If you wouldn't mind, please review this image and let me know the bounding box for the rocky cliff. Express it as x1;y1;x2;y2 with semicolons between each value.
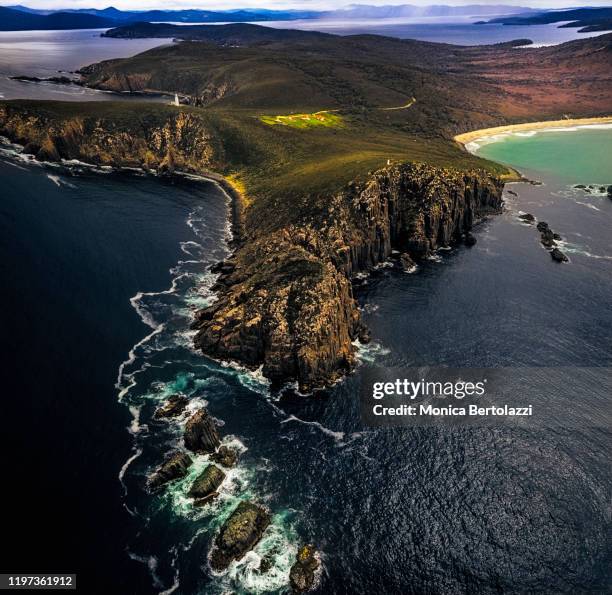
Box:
193;163;503;392
0;103;218;173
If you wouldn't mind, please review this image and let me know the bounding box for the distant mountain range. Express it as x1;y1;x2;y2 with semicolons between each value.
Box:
0;4;537;32
478;7;612;33
0;6;118;29
2;4;610;34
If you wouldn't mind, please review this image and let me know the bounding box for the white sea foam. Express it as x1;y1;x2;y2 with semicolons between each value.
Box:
281;414;346;442
354;339;390;364
158;577;180;595
127;553;164;589
118;448;143;498
575;201;601;212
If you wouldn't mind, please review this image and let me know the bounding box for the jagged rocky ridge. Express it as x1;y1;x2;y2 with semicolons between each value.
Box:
193;163;503;391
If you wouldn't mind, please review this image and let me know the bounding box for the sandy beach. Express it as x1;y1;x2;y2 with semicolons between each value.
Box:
454;116;612;146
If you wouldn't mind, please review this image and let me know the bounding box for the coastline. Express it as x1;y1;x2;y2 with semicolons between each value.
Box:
454;116;612;147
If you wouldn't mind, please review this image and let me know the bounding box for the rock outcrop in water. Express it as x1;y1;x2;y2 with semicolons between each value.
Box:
193;163;503;391
289;545;320;592
211;445;238;467
209;501;271;571
147;451;192;491
153;394;188;419
188;464;225;505
551;248;569;262
184;408;221;454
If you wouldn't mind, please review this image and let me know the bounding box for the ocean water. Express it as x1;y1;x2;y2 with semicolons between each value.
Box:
0;29;174;101
255;16;604;45
1;125;611;594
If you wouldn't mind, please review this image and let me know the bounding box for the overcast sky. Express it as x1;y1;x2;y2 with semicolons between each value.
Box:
2;1;610;12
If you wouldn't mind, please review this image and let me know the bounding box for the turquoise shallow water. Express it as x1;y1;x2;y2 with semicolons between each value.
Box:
472;125;612;184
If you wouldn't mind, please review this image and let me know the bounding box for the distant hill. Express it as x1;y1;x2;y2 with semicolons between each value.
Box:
0;6;117;30
480;7;612;33
84;24;612;131
101;22;333;45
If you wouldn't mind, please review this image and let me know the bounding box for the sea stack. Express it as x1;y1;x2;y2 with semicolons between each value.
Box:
184;408;221;454
147;451;192;491
209;501;271;571
289;545;320;592
188;465;225;506
153;394;188;419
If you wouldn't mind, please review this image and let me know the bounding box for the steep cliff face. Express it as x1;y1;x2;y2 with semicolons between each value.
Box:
193;227;359;391
0;104;217;172
193;163;503;391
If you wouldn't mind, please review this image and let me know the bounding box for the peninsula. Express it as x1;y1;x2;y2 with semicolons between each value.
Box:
1;25;611;391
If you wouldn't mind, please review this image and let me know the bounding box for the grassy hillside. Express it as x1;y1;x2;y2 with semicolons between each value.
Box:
81;29;612;134
0;99;507;217
6;28;611;222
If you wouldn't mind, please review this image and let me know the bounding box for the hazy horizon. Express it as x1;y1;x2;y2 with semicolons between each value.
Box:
2;1;611;14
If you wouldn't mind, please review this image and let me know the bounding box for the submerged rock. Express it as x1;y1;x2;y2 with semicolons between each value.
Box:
574;184;587;189
153;394;188;419
507;189;518;196
193;492;219;507
464;232;477;246
184;408;220;454
399;252;416;271
209;501;271;571
147;451;192;491
553;232;562;241
518;213;535;223
540;229;556;247
551;248;569;262
289;545;320;592
607;185;612;199
211;445;239;468
536;221;549;232
188;464;225;501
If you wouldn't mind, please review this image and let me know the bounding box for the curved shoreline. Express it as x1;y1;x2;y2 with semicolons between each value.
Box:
454;116;612;147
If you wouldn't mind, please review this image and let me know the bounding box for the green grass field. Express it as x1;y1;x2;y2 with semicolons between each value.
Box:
260;111;342;129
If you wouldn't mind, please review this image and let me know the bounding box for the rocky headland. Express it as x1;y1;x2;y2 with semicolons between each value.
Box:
192;164;503;391
0;102;503;392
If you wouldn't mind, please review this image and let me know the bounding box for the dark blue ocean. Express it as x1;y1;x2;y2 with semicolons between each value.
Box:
1;122;611;594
